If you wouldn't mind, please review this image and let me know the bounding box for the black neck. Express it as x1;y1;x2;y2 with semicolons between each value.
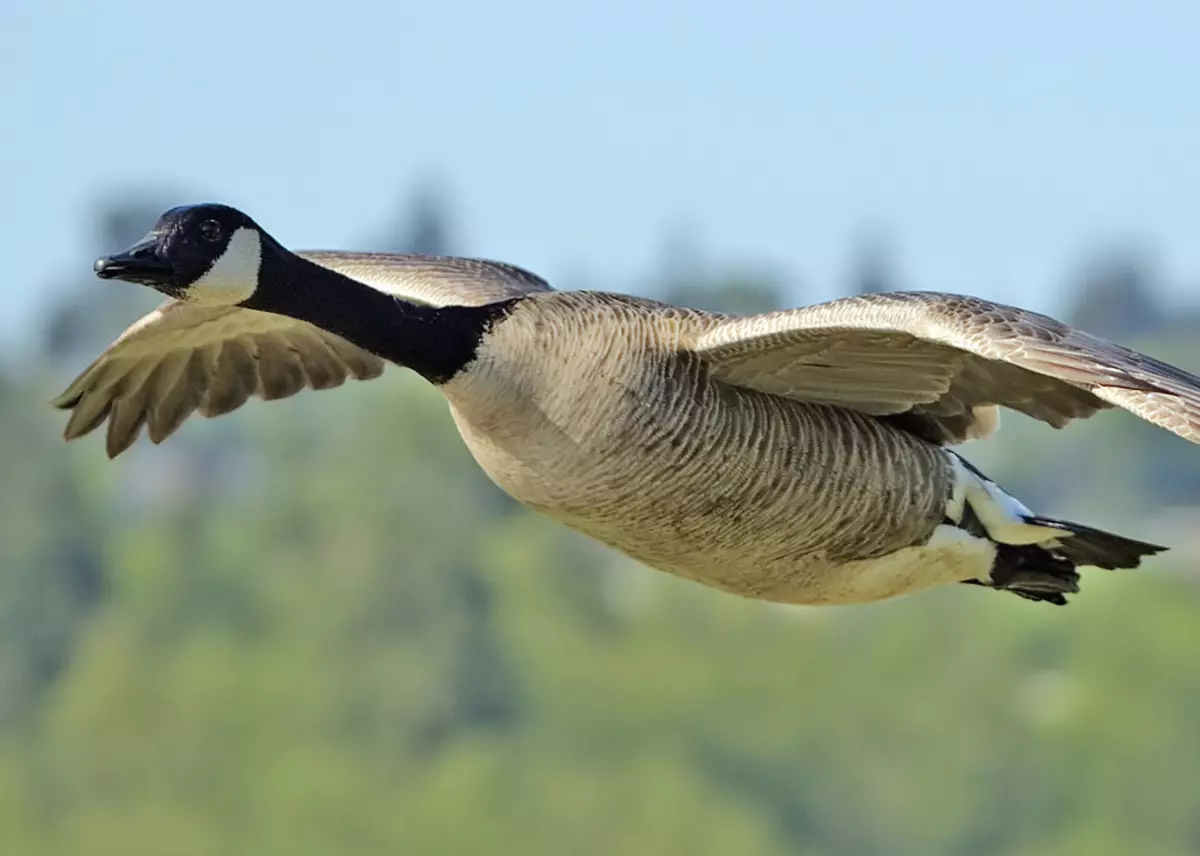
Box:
244;245;514;384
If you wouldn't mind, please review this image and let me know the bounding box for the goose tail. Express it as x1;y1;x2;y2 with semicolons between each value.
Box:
949;454;1167;605
979;524;1165;606
1016;515;1167;571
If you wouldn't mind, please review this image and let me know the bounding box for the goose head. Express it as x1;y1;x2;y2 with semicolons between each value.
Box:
94;203;268;306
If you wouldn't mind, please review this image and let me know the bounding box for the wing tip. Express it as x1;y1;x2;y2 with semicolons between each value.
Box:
49;389;81;410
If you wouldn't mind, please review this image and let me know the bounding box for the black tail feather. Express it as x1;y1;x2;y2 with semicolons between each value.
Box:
960;517;1166;606
960;578;1071;606
988;542;1081;606
1019;515;1167;570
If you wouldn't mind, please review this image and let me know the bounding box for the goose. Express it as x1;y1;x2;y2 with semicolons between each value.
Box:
53;203;1200;607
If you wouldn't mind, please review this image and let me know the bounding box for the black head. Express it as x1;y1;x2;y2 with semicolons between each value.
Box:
94;203;267;304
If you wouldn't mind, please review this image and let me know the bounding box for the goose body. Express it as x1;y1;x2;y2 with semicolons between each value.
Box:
443;291;968;604
56;204;1200;606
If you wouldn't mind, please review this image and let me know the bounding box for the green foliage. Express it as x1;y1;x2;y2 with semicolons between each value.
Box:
4;192;1200;854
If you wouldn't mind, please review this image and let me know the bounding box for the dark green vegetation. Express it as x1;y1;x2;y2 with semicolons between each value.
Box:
4;191;1200;854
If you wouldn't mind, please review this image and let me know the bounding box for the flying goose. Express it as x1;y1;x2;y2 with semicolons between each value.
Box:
54;203;1200;607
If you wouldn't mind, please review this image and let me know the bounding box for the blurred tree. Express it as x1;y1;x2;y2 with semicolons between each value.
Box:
406;181;453;257
666;268;787;316
650;220;786;315
374;178;456;256
847;227;897;297
4;187;1200;856
650;219;707;299
1065;247;1162;341
42;196;179;366
0;373;108;724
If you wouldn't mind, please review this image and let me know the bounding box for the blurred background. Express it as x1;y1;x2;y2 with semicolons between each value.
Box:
5;1;1200;853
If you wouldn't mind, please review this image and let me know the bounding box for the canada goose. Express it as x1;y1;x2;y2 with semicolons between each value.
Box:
54;203;1200;607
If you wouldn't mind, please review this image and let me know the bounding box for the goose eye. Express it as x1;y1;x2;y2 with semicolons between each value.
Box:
199;220;223;243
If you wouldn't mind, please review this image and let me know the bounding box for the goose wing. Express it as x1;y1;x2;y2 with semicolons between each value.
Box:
52;302;388;459
297;251;554;306
689;291;1200;445
52;253;554;458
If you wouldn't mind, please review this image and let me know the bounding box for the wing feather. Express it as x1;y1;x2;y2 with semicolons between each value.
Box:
296;251;554;306
53;252;554;457
690;291;1200;445
200;338;258;418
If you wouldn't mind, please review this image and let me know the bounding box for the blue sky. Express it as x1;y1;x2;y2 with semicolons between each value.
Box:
5;0;1200;355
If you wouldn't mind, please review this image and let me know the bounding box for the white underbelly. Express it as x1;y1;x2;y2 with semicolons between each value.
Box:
757;525;998;606
540;513;996;606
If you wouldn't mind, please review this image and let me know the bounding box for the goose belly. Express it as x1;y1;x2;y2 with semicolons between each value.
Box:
444;358;974;605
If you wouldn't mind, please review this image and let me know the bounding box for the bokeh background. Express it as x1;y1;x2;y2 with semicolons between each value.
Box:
5;1;1200;853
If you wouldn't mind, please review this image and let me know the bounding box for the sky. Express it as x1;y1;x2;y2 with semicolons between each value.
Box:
4;0;1200;356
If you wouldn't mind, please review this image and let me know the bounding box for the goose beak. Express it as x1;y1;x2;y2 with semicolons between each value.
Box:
94;235;174;286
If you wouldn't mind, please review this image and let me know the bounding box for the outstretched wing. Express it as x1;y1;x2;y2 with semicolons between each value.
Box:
297;251;553;306
689;291;1200;445
52;303;387;458
52;253;554;458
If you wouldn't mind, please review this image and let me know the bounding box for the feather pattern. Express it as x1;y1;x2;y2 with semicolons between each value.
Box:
442;292;958;604
51;253;552;456
440;289;1197;603
691;290;1200;444
54;247;1199;605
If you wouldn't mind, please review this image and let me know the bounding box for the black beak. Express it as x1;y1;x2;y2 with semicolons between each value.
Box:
93;234;173;286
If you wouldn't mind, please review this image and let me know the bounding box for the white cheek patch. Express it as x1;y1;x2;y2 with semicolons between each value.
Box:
184;227;262;306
